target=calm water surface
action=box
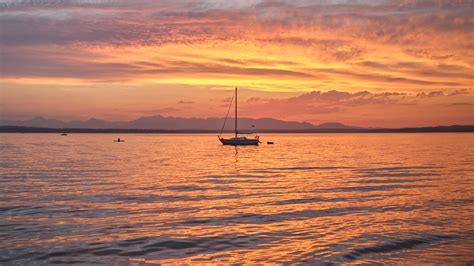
[1,133,473,264]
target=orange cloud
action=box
[239,89,474,127]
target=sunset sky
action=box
[1,0,473,127]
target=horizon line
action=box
[1,125,473,134]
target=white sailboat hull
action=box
[219,137,259,146]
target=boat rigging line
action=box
[219,90,235,137]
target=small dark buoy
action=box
[267,141,274,144]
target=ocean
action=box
[1,133,473,264]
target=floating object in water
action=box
[114,138,125,142]
[267,141,274,144]
[61,133,68,136]
[218,87,260,146]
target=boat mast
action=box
[235,87,238,138]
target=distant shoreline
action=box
[1,125,473,134]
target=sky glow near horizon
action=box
[0,0,473,127]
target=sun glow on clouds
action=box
[0,0,473,127]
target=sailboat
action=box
[219,88,260,146]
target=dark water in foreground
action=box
[0,133,473,264]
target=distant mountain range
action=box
[1,116,473,133]
[0,116,360,131]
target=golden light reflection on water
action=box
[0,133,473,264]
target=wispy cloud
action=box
[139,107,179,114]
[178,101,195,104]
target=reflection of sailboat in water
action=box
[219,87,260,146]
